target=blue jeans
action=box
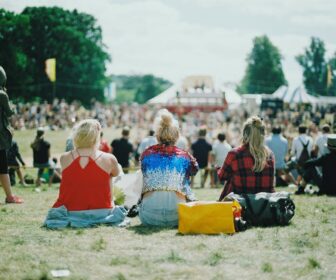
[139,191,185,227]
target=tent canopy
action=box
[272,85,318,104]
[222,87,242,105]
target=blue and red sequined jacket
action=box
[140,144,198,200]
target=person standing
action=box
[191,127,212,187]
[290,125,314,193]
[137,129,157,155]
[212,133,232,187]
[7,138,27,186]
[111,127,134,173]
[31,128,53,186]
[0,66,23,203]
[265,126,296,186]
[314,124,331,157]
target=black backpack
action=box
[297,139,310,167]
[224,192,295,227]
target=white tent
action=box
[147,85,178,104]
[222,87,242,106]
[284,86,318,104]
[272,85,288,99]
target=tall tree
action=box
[239,35,287,94]
[0,9,32,100]
[21,7,110,104]
[296,37,328,96]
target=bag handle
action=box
[242,194,269,224]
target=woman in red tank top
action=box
[44,119,127,229]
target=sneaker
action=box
[5,195,24,204]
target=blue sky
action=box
[2,0,336,88]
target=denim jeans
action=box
[139,191,185,227]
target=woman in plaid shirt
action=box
[218,116,275,198]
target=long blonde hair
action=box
[242,116,269,172]
[154,109,179,145]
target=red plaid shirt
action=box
[218,144,275,197]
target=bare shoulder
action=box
[96,152,118,175]
[60,151,74,170]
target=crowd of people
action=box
[1,65,336,229]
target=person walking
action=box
[0,66,23,203]
[7,138,27,186]
[191,127,212,188]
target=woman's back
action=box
[53,150,118,211]
[141,144,198,198]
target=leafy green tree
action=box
[239,35,287,94]
[112,74,171,104]
[296,37,328,96]
[0,9,32,100]
[20,7,110,104]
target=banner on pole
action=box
[45,58,56,82]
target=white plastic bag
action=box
[112,170,143,208]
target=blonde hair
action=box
[72,119,101,149]
[154,109,179,145]
[242,116,269,172]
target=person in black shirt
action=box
[191,127,213,188]
[7,138,27,186]
[111,127,133,173]
[31,128,53,186]
[302,134,336,196]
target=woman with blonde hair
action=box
[140,109,198,226]
[44,119,126,228]
[218,116,275,198]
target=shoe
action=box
[5,195,24,204]
[295,186,305,195]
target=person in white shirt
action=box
[176,135,189,151]
[212,133,232,187]
[137,129,157,155]
[314,124,331,157]
[290,125,313,192]
[291,125,314,161]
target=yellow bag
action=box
[178,201,241,234]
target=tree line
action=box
[239,35,336,96]
[0,7,109,105]
[1,7,335,106]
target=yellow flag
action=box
[327,64,332,88]
[45,58,56,82]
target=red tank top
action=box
[53,153,112,211]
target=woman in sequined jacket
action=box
[139,109,198,227]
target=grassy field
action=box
[0,186,335,280]
[1,130,335,279]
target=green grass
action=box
[0,186,335,280]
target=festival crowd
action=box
[1,65,336,229]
